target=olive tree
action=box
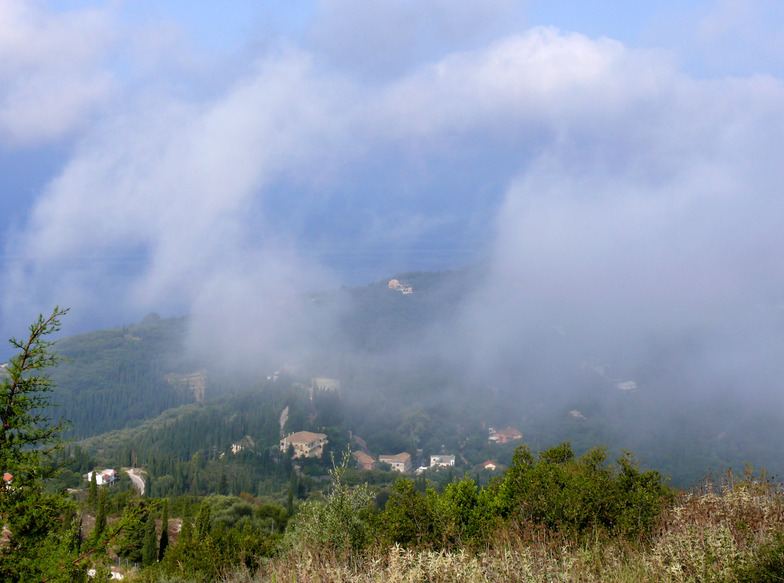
[285,450,375,559]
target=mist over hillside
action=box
[1,1,783,491]
[41,265,784,487]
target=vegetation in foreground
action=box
[118,448,784,583]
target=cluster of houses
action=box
[388,279,413,294]
[274,367,525,475]
[354,452,456,474]
[279,426,522,475]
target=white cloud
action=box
[376,28,673,137]
[2,46,356,331]
[3,13,784,385]
[0,0,117,145]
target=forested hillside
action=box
[49,313,198,438]
[334,268,478,353]
[40,269,477,440]
[22,266,784,489]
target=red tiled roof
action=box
[379,452,410,463]
[352,451,375,465]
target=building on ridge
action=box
[280,431,328,459]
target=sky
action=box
[1,0,784,373]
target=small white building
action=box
[429,455,456,468]
[85,469,118,486]
[379,452,412,473]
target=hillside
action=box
[29,267,784,488]
[44,268,479,439]
[48,313,198,438]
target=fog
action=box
[2,1,784,477]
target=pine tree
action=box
[0,308,86,582]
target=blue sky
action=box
[1,0,784,352]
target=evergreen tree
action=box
[116,496,154,565]
[218,471,228,495]
[88,471,98,506]
[0,308,86,581]
[287,468,297,516]
[68,513,83,554]
[158,499,169,561]
[90,488,107,549]
[196,501,211,538]
[178,515,193,548]
[141,512,157,566]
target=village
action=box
[278,424,522,475]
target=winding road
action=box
[125,468,145,496]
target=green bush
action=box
[492,442,672,539]
[285,450,375,556]
[378,478,440,548]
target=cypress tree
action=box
[88,471,98,506]
[195,501,211,539]
[218,472,228,495]
[158,500,169,561]
[178,515,193,547]
[91,488,107,550]
[141,512,157,566]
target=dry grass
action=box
[217,474,784,583]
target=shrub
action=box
[492,442,672,539]
[285,450,375,557]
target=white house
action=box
[429,455,456,468]
[379,452,412,473]
[85,469,118,486]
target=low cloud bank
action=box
[1,5,784,459]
